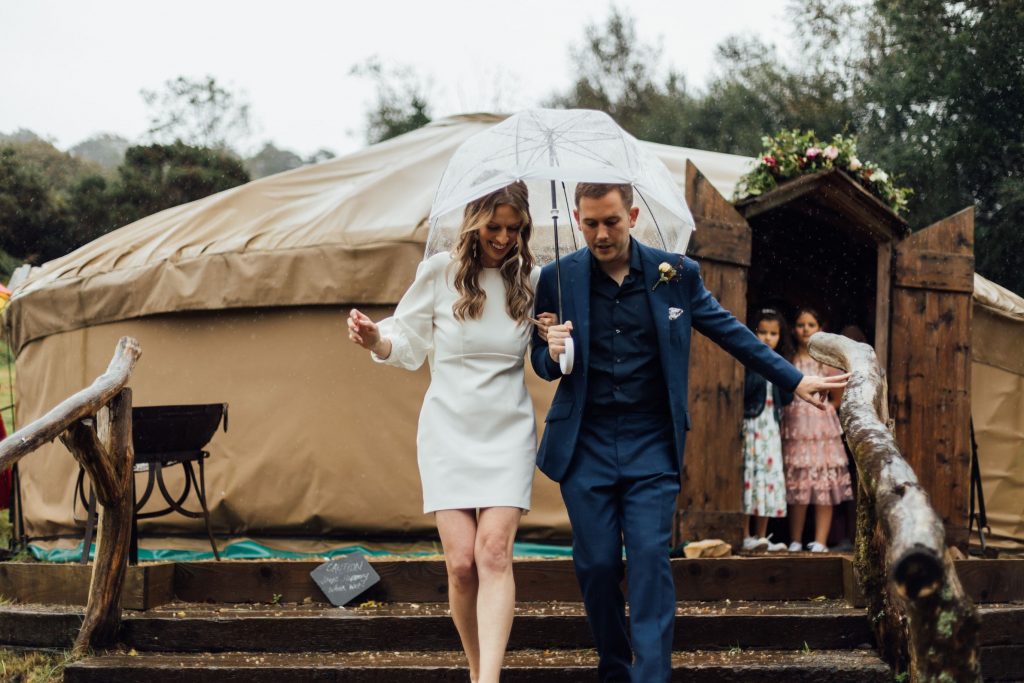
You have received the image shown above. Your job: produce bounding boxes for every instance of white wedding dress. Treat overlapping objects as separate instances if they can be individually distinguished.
[372,252,540,513]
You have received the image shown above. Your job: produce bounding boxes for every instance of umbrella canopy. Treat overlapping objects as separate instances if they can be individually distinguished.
[426,109,695,263]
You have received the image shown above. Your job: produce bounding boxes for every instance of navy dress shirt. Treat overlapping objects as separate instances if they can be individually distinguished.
[585,239,670,415]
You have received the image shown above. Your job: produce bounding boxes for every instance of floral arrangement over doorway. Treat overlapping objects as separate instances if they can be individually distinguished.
[734,130,912,215]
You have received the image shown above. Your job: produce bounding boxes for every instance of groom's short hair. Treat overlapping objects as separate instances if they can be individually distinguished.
[574,182,634,210]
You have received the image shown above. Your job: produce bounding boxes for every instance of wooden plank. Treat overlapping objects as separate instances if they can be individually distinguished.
[956,560,1024,603]
[119,601,869,653]
[977,604,1024,645]
[0,562,172,610]
[893,250,974,292]
[979,645,1024,681]
[874,241,892,371]
[0,605,81,648]
[64,650,892,683]
[173,558,847,604]
[673,557,846,601]
[889,208,974,547]
[680,160,751,550]
[842,557,867,608]
[686,160,752,267]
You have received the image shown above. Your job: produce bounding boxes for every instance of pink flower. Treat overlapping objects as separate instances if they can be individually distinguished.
[762,155,777,168]
[805,146,822,159]
[824,145,839,160]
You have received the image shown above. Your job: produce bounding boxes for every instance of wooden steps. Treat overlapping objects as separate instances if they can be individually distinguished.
[63,649,893,682]
[1,556,1020,680]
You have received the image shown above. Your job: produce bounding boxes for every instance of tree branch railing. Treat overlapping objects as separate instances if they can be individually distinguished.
[0,336,141,654]
[809,332,980,682]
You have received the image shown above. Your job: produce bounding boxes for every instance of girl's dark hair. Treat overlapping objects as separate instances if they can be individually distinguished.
[794,306,827,330]
[751,307,791,358]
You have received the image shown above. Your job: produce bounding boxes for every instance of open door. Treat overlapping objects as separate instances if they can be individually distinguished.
[678,161,752,548]
[889,207,974,548]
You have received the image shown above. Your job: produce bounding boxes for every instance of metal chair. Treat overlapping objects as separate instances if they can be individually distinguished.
[75,403,227,564]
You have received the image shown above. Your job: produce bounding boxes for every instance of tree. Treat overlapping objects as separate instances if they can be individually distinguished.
[141,75,253,152]
[0,147,71,264]
[352,58,432,144]
[809,0,1024,292]
[107,142,250,228]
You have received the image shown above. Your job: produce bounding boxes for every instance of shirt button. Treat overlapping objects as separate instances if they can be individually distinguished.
[615,299,620,304]
[615,328,621,334]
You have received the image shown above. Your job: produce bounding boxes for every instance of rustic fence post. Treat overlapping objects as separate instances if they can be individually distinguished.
[0,337,141,654]
[809,332,980,682]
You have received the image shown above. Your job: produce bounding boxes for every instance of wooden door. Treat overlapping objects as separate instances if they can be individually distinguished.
[678,161,752,548]
[889,207,974,549]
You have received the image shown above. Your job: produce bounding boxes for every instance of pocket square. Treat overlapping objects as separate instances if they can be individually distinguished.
[668,307,684,321]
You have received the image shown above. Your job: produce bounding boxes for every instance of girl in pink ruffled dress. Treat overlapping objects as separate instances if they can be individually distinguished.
[782,308,854,552]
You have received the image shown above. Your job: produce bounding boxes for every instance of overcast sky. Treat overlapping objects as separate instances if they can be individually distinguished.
[0,1,791,157]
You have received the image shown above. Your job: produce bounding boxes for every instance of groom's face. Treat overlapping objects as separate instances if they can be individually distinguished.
[575,190,640,268]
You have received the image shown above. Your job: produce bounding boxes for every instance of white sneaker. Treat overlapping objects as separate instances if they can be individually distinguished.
[807,542,829,553]
[742,536,769,551]
[788,541,803,552]
[763,535,788,552]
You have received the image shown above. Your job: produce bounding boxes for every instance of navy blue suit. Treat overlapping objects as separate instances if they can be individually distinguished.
[531,239,803,682]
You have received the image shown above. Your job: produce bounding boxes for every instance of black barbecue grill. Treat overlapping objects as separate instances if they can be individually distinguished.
[75,403,227,563]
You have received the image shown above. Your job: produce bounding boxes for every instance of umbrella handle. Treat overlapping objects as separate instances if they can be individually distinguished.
[559,337,575,375]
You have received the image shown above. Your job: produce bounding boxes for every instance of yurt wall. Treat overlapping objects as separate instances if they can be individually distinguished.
[16,306,567,542]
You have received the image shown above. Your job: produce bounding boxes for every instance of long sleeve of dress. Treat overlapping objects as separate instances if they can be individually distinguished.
[370,255,441,370]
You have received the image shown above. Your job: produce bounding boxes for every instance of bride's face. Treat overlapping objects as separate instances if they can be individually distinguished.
[476,204,523,267]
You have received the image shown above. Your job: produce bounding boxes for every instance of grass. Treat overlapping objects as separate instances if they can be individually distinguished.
[0,648,74,682]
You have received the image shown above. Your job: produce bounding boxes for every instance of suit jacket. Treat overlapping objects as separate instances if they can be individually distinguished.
[531,240,804,482]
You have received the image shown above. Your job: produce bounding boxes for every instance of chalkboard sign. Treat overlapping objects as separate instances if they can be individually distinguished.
[310,553,381,607]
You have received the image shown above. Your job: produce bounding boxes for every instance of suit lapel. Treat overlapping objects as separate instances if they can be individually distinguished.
[640,242,672,343]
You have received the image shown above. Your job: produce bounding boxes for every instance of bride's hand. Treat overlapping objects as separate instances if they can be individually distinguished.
[347,308,382,351]
[533,312,558,342]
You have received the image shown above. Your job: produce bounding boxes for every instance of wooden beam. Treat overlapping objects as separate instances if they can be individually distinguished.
[894,250,974,292]
[810,332,981,682]
[0,336,141,472]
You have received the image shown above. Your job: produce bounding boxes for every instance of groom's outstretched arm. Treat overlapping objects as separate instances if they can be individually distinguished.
[530,266,562,381]
[685,259,803,392]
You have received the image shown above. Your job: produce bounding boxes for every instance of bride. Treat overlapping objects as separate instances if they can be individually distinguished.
[347,181,551,683]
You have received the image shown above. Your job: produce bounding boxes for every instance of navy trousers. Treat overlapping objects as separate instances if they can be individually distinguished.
[560,412,680,683]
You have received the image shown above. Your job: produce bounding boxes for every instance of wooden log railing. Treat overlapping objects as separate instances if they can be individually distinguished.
[809,332,980,682]
[0,336,141,654]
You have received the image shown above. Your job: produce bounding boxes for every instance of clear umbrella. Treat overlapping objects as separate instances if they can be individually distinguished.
[426,108,695,373]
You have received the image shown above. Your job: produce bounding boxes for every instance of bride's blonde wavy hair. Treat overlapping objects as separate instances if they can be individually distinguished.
[451,181,535,323]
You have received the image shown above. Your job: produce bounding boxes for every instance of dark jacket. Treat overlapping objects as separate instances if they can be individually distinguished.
[530,240,804,482]
[744,369,794,423]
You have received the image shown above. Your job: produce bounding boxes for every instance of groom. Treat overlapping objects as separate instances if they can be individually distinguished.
[531,183,847,682]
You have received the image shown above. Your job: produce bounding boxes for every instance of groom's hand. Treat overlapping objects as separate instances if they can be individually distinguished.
[547,321,574,362]
[795,372,851,410]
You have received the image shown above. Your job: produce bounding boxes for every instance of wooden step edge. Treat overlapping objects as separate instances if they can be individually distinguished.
[64,649,892,683]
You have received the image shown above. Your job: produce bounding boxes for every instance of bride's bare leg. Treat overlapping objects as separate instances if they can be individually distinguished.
[474,507,522,683]
[436,509,481,682]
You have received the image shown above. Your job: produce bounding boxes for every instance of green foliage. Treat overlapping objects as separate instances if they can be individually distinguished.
[352,58,432,144]
[0,141,249,265]
[548,2,1024,293]
[141,75,253,152]
[736,129,912,214]
[107,142,250,228]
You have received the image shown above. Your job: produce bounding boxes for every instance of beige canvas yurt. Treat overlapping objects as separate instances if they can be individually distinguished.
[6,114,755,548]
[971,273,1024,550]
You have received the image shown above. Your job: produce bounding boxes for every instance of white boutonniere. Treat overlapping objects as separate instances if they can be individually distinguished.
[652,261,682,291]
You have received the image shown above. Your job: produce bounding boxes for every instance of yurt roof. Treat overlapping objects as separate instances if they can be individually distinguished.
[974,272,1024,322]
[5,113,755,352]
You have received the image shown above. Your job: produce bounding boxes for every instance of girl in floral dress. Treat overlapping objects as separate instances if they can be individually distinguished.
[783,308,854,552]
[742,309,794,552]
